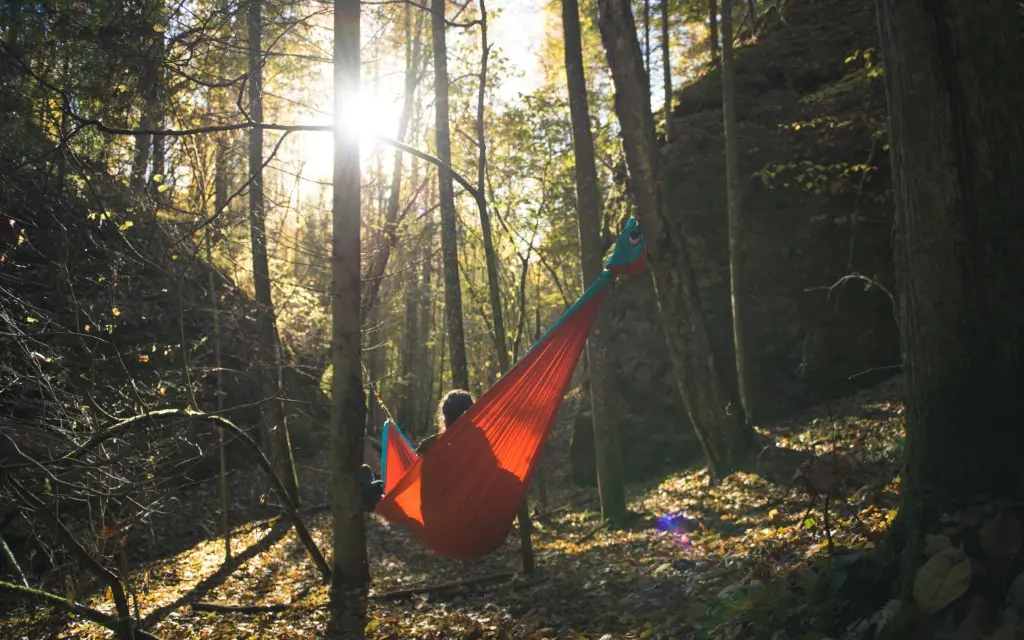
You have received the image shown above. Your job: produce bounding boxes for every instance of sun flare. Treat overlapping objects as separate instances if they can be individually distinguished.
[298,75,404,185]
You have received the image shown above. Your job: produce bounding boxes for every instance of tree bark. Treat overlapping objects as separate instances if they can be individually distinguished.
[596,0,754,478]
[875,0,1024,594]
[431,0,470,392]
[247,0,300,503]
[721,0,753,424]
[330,0,370,600]
[563,0,627,522]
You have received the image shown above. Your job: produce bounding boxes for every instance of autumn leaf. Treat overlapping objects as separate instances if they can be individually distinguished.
[912,548,972,614]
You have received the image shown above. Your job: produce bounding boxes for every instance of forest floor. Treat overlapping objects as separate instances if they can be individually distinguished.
[2,377,905,640]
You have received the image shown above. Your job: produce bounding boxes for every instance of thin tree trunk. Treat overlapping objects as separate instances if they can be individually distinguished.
[131,32,159,190]
[532,307,548,514]
[212,147,231,561]
[875,0,1024,595]
[362,12,423,320]
[709,0,720,64]
[661,0,673,141]
[247,0,299,503]
[644,0,652,84]
[431,0,470,392]
[563,0,627,522]
[330,0,370,603]
[474,0,508,383]
[471,0,534,572]
[721,0,753,424]
[596,0,753,478]
[150,32,166,199]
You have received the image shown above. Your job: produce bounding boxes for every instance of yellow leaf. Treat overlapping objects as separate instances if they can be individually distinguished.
[119,220,134,232]
[112,307,121,317]
[139,354,150,363]
[912,549,972,614]
[152,24,164,33]
[26,316,37,323]
[157,184,169,193]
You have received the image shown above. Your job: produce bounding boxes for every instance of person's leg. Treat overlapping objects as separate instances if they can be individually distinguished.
[359,464,384,512]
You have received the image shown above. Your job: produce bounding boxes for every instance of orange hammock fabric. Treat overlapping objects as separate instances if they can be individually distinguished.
[380,420,417,495]
[374,286,610,560]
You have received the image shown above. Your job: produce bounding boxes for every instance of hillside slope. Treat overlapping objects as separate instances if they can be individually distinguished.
[589,0,897,481]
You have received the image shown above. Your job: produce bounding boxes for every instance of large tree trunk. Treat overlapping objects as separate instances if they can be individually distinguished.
[721,0,753,424]
[562,0,627,522]
[431,0,470,392]
[247,0,299,503]
[596,0,754,478]
[330,0,369,602]
[875,0,1024,593]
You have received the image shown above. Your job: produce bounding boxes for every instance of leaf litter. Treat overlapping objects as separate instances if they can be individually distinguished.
[1,379,908,639]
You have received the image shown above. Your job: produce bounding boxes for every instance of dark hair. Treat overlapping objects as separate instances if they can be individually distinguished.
[437,389,475,431]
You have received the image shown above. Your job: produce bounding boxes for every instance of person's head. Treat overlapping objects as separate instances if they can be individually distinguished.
[436,389,474,431]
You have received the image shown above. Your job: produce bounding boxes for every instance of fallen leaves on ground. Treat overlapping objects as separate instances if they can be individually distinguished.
[0,380,907,639]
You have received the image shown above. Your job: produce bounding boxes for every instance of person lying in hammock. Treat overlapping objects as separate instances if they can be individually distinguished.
[359,389,476,512]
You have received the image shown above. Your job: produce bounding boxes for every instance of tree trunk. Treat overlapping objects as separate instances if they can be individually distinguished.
[431,0,470,392]
[150,31,166,199]
[330,0,369,602]
[131,32,159,190]
[418,225,436,432]
[212,147,231,561]
[596,0,754,478]
[247,0,299,503]
[562,0,627,522]
[875,0,1024,594]
[661,0,672,141]
[471,0,534,572]
[362,7,423,321]
[643,0,651,85]
[708,0,719,65]
[721,0,753,424]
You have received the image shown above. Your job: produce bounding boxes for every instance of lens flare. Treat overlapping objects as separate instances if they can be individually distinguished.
[656,511,694,549]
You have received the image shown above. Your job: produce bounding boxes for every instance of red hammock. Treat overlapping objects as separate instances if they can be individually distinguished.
[374,286,609,559]
[374,219,646,559]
